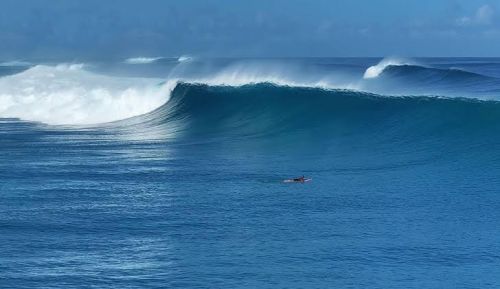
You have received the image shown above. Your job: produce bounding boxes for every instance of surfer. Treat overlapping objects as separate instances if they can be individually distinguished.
[283,176,310,183]
[293,176,306,182]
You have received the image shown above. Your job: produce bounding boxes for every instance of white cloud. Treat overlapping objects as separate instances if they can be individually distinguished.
[476,4,494,24]
[456,4,494,26]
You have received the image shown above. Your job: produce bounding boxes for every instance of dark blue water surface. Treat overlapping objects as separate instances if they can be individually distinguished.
[2,58,500,288]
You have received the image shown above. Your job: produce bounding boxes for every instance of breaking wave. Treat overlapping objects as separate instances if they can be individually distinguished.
[2,58,500,126]
[0,64,174,125]
[124,57,163,64]
[363,57,412,79]
[115,82,500,150]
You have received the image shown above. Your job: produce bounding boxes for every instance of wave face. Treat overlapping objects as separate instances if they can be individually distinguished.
[106,82,500,177]
[0,64,173,125]
[157,83,500,147]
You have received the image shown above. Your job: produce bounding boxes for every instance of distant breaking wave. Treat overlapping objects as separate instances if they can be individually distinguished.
[0,60,32,67]
[363,57,413,79]
[178,55,193,62]
[124,57,163,64]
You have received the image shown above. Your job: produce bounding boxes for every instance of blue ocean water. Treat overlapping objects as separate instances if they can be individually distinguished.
[1,57,500,288]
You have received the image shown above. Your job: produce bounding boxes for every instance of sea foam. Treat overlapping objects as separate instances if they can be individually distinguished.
[0,65,173,125]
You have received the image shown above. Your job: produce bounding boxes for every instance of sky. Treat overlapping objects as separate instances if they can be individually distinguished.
[1,0,500,59]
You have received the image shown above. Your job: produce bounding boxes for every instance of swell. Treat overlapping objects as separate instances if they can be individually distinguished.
[381,64,494,82]
[362,60,500,96]
[117,82,500,147]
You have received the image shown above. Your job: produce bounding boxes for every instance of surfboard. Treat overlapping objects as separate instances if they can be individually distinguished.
[283,178,311,183]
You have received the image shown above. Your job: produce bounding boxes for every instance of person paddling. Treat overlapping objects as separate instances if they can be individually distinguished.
[293,176,306,182]
[283,175,310,183]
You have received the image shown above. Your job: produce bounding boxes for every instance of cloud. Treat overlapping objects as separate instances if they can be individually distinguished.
[456,16,472,26]
[456,4,494,26]
[476,4,494,24]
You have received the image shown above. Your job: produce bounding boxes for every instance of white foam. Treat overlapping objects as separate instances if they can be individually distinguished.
[124,57,162,64]
[0,65,174,125]
[363,58,410,79]
[178,55,193,63]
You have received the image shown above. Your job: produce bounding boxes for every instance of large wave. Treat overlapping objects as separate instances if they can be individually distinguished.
[119,82,500,153]
[0,64,174,125]
[179,61,359,90]
[2,58,500,126]
[0,60,356,126]
[2,78,499,167]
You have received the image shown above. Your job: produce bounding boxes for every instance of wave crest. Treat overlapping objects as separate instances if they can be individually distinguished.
[363,58,412,79]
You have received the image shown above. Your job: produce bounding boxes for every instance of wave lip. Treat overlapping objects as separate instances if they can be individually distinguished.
[363,58,412,79]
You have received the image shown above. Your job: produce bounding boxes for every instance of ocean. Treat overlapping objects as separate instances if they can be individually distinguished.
[1,57,500,288]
